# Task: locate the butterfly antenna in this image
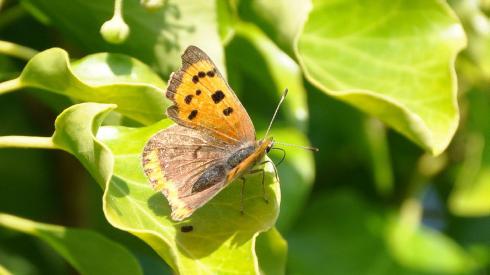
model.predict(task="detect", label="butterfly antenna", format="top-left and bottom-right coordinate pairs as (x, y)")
top-left (274, 141), bottom-right (319, 152)
top-left (264, 88), bottom-right (288, 138)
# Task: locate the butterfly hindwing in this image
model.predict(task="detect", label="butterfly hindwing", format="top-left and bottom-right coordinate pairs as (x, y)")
top-left (166, 46), bottom-right (255, 145)
top-left (142, 124), bottom-right (234, 220)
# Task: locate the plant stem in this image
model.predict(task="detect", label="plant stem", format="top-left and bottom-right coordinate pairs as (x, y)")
top-left (0, 40), bottom-right (38, 61)
top-left (364, 117), bottom-right (393, 196)
top-left (0, 77), bottom-right (22, 95)
top-left (0, 213), bottom-right (38, 234)
top-left (0, 136), bottom-right (57, 150)
top-left (113, 0), bottom-right (123, 18)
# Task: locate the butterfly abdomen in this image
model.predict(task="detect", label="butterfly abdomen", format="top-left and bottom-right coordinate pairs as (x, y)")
top-left (192, 164), bottom-right (226, 193)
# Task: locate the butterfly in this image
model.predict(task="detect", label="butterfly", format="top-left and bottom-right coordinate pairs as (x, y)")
top-left (142, 45), bottom-right (287, 221)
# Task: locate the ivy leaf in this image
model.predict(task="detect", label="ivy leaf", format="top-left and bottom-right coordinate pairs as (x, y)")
top-left (296, 0), bottom-right (467, 155)
top-left (24, 0), bottom-right (225, 76)
top-left (14, 48), bottom-right (167, 125)
top-left (0, 213), bottom-right (142, 275)
top-left (50, 102), bottom-right (282, 274)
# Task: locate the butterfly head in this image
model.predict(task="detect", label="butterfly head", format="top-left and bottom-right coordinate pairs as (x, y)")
top-left (264, 137), bottom-right (274, 154)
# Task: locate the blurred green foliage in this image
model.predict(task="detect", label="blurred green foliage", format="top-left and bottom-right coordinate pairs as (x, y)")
top-left (0, 0), bottom-right (489, 274)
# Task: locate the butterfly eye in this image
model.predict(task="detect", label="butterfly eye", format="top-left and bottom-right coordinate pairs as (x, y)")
top-left (266, 144), bottom-right (273, 153)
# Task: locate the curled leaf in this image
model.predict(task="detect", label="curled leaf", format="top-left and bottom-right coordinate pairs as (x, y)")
top-left (15, 48), bottom-right (167, 125)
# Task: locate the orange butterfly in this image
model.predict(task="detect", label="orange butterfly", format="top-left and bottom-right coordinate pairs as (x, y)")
top-left (142, 46), bottom-right (288, 221)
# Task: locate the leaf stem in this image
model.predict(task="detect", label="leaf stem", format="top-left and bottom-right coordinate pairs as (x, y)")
top-left (0, 40), bottom-right (38, 61)
top-left (0, 77), bottom-right (22, 95)
top-left (0, 213), bottom-right (38, 234)
top-left (0, 136), bottom-right (57, 149)
top-left (364, 118), bottom-right (393, 196)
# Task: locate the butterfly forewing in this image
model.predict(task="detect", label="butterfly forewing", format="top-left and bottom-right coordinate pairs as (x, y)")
top-left (166, 46), bottom-right (255, 145)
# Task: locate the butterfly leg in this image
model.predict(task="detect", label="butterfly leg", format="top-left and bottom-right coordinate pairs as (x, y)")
top-left (239, 177), bottom-right (246, 215)
top-left (259, 160), bottom-right (279, 182)
top-left (248, 168), bottom-right (268, 203)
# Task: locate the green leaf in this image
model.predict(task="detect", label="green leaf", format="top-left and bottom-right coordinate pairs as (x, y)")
top-left (451, 0), bottom-right (490, 83)
top-left (13, 48), bottom-right (167, 125)
top-left (287, 190), bottom-right (478, 274)
top-left (256, 227), bottom-right (287, 275)
top-left (449, 89), bottom-right (490, 216)
top-left (216, 0), bottom-right (236, 45)
top-left (238, 0), bottom-right (311, 53)
top-left (50, 102), bottom-right (282, 274)
top-left (296, 0), bottom-right (467, 155)
top-left (0, 213), bottom-right (142, 275)
top-left (387, 200), bottom-right (477, 273)
top-left (234, 22), bottom-right (309, 130)
top-left (25, 0), bottom-right (225, 76)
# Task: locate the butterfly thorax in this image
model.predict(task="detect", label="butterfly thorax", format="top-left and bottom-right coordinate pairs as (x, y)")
top-left (226, 144), bottom-right (257, 168)
top-left (225, 137), bottom-right (273, 182)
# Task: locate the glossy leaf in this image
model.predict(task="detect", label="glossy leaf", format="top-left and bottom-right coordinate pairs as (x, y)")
top-left (13, 48), bottom-right (167, 125)
top-left (24, 0), bottom-right (225, 76)
top-left (50, 102), bottom-right (282, 274)
top-left (296, 0), bottom-right (467, 155)
top-left (0, 213), bottom-right (142, 275)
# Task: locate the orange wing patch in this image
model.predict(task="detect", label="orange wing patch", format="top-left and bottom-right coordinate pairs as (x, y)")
top-left (166, 46), bottom-right (255, 145)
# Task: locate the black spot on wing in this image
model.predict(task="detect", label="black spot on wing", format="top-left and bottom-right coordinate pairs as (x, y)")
top-left (188, 110), bottom-right (198, 120)
top-left (211, 90), bottom-right (225, 104)
top-left (192, 75), bottom-right (199, 83)
top-left (185, 95), bottom-right (193, 104)
top-left (198, 71), bottom-right (206, 78)
top-left (223, 107), bottom-right (233, 116)
top-left (196, 89), bottom-right (201, 95)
